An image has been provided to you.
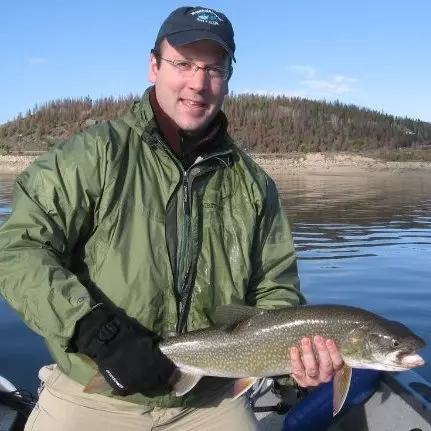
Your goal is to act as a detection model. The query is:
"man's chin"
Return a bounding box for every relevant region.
[177,118,211,134]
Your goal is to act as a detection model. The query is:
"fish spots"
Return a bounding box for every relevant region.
[160,304,425,380]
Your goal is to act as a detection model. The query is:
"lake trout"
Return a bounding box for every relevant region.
[82,304,426,415]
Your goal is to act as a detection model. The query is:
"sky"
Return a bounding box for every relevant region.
[1,0,430,125]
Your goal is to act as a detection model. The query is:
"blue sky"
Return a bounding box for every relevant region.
[1,0,430,125]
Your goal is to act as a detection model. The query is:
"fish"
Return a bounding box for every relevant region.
[81,304,426,416]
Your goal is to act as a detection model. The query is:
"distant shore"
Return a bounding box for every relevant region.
[0,155,39,174]
[1,153,431,176]
[253,153,431,176]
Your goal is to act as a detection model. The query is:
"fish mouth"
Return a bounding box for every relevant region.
[397,352,425,368]
[352,351,427,372]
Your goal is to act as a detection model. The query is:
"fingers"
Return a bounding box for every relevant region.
[289,336,345,388]
[290,346,306,380]
[300,337,319,378]
[314,336,333,383]
[326,338,344,371]
[290,338,320,388]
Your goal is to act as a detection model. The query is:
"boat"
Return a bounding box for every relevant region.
[1,370,430,430]
[0,375,35,431]
[253,369,431,430]
[327,370,431,431]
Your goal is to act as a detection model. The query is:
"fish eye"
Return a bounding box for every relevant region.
[392,339,400,348]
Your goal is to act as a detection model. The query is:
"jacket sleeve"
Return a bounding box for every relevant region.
[0,131,108,350]
[247,177,306,308]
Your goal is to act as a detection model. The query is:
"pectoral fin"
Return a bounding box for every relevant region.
[213,305,265,326]
[83,372,111,393]
[170,369,203,396]
[233,377,258,399]
[78,354,109,394]
[333,364,352,416]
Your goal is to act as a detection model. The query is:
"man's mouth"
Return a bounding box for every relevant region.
[180,99,207,109]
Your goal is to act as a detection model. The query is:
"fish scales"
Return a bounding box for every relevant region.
[81,303,425,416]
[159,305,380,377]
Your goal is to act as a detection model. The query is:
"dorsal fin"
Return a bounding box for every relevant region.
[213,304,264,326]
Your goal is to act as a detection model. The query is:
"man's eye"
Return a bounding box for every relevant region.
[208,66,226,78]
[175,61,193,70]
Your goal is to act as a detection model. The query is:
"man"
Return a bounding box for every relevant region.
[0,6,342,430]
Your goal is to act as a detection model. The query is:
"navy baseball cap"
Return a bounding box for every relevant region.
[154,6,236,62]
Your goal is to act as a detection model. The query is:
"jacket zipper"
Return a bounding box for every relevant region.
[153,134,232,333]
[176,169,190,297]
[176,150,232,333]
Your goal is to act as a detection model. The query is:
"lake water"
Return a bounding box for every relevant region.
[0,169,430,393]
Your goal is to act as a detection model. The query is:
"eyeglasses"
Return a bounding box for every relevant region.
[154,54,230,81]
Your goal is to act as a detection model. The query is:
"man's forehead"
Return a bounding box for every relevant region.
[159,38,228,61]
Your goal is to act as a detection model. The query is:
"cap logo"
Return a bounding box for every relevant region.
[190,9,223,26]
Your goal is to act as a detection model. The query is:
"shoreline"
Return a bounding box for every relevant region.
[0,155,39,174]
[253,153,431,176]
[1,153,431,176]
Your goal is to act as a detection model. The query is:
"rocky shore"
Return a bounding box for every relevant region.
[253,153,431,176]
[0,155,39,173]
[1,153,431,176]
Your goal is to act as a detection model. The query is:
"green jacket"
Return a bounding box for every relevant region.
[0,87,305,407]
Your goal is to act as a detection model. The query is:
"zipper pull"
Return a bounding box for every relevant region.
[183,171,190,216]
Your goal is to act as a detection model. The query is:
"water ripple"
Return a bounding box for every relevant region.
[274,171,431,381]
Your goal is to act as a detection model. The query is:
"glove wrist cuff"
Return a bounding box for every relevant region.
[67,305,118,355]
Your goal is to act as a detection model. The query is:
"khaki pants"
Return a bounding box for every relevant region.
[25,365,261,430]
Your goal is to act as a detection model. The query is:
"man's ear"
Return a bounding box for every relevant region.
[224,66,233,94]
[224,68,233,94]
[148,52,158,83]
[228,66,233,80]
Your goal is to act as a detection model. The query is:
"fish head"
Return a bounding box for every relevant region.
[342,318,426,372]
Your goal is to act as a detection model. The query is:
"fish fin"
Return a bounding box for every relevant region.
[170,369,203,397]
[333,364,352,416]
[83,372,112,394]
[213,304,264,326]
[233,377,258,399]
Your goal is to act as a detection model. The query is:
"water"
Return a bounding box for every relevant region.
[274,170,431,382]
[0,170,430,393]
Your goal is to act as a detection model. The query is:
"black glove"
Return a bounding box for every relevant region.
[68,305,176,397]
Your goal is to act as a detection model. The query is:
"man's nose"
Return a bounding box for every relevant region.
[188,66,209,92]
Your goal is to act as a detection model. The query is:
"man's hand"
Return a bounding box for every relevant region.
[69,305,176,396]
[290,336,344,388]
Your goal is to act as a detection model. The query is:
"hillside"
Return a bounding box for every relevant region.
[1,93,431,161]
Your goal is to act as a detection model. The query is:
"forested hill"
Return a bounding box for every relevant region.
[1,93,431,158]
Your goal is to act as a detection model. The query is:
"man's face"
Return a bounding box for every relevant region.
[149,39,230,134]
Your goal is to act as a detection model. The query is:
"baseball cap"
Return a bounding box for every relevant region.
[154,6,236,62]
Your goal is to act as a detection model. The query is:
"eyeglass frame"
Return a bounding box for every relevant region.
[151,49,232,81]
